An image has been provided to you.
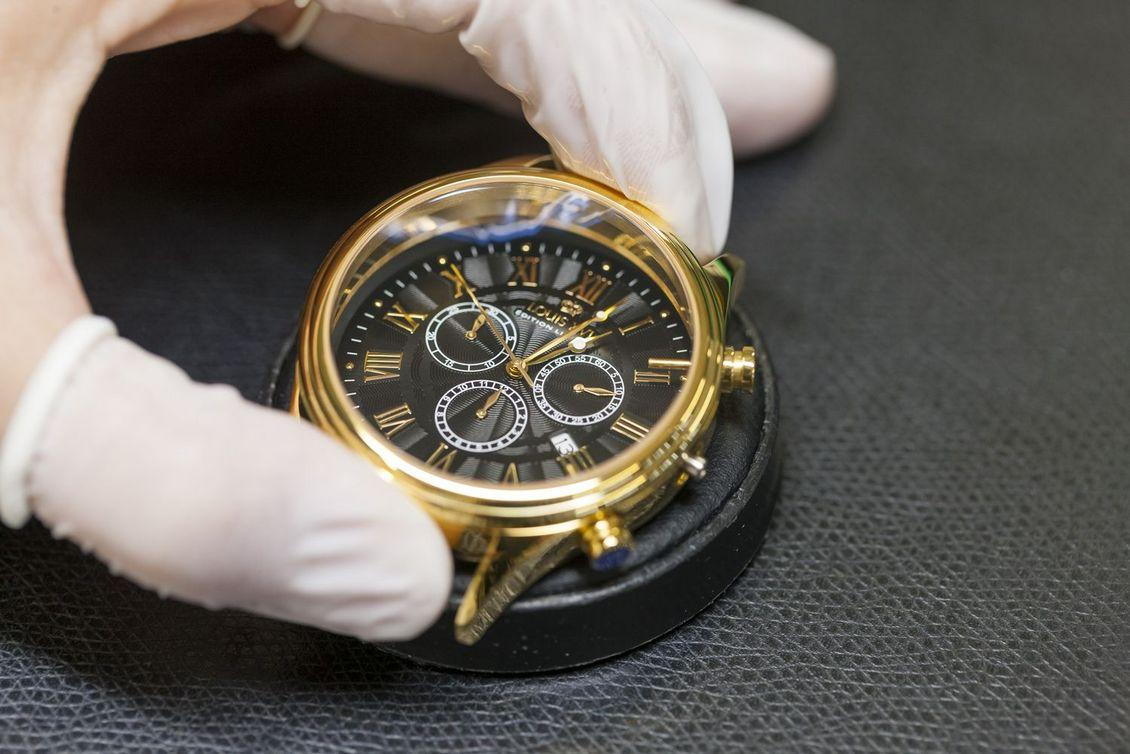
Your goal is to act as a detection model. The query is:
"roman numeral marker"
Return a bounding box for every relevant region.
[426,442,459,472]
[566,270,613,305]
[610,414,651,443]
[556,446,596,475]
[618,316,654,336]
[372,403,415,438]
[383,301,427,333]
[647,357,692,371]
[363,351,402,382]
[440,265,473,299]
[508,256,540,287]
[502,462,520,484]
[633,370,671,385]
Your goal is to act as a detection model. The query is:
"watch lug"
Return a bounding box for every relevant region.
[453,531,504,643]
[704,254,746,319]
[288,370,302,417]
[453,530,578,645]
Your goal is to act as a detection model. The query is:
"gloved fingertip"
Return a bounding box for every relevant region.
[266,454,455,643]
[25,337,453,643]
[731,31,836,157]
[659,0,837,157]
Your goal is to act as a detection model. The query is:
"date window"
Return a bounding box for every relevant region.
[550,432,579,455]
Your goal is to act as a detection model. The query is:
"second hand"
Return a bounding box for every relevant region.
[447,264,533,387]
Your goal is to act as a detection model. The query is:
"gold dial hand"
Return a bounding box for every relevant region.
[465,313,486,341]
[526,330,614,367]
[523,298,627,367]
[475,388,503,419]
[569,329,612,353]
[448,264,533,386]
[572,383,616,397]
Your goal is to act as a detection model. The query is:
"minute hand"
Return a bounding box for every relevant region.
[447,264,533,387]
[524,330,612,366]
[523,299,624,367]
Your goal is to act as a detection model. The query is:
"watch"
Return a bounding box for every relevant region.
[292,156,756,645]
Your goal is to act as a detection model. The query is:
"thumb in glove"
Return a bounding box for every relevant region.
[10,322,452,641]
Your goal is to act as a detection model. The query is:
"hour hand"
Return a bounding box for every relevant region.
[475,388,502,419]
[465,313,487,341]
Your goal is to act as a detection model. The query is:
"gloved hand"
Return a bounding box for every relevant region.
[0,0,833,642]
[257,0,835,258]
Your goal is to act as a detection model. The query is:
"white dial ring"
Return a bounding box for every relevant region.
[434,379,529,453]
[532,353,625,426]
[424,302,518,373]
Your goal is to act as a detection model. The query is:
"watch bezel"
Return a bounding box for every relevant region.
[294,165,726,537]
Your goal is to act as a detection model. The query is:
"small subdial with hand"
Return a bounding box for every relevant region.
[434,379,529,453]
[425,301,518,372]
[532,353,625,426]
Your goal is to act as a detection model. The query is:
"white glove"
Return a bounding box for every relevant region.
[0,0,833,643]
[283,0,835,259]
[4,324,451,641]
[284,0,834,159]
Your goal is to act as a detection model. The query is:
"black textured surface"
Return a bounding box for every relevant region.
[267,310,777,672]
[1,0,1126,749]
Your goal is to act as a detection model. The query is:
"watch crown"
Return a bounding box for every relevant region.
[720,345,757,394]
[581,514,634,571]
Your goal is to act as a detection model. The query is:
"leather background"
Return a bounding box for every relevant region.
[1,0,1127,750]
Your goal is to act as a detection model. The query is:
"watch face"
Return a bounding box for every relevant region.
[331,223,692,484]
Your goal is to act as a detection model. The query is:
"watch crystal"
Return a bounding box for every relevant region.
[331,202,692,484]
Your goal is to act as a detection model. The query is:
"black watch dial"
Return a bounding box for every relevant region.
[332,226,691,484]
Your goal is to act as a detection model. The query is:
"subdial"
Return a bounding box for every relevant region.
[425,301,518,373]
[434,379,529,453]
[532,353,625,426]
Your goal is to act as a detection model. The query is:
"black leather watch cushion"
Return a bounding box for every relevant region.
[1,0,1126,749]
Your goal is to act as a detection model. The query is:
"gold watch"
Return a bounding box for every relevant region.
[292,156,756,645]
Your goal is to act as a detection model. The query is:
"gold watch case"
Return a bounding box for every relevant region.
[291,157,755,643]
